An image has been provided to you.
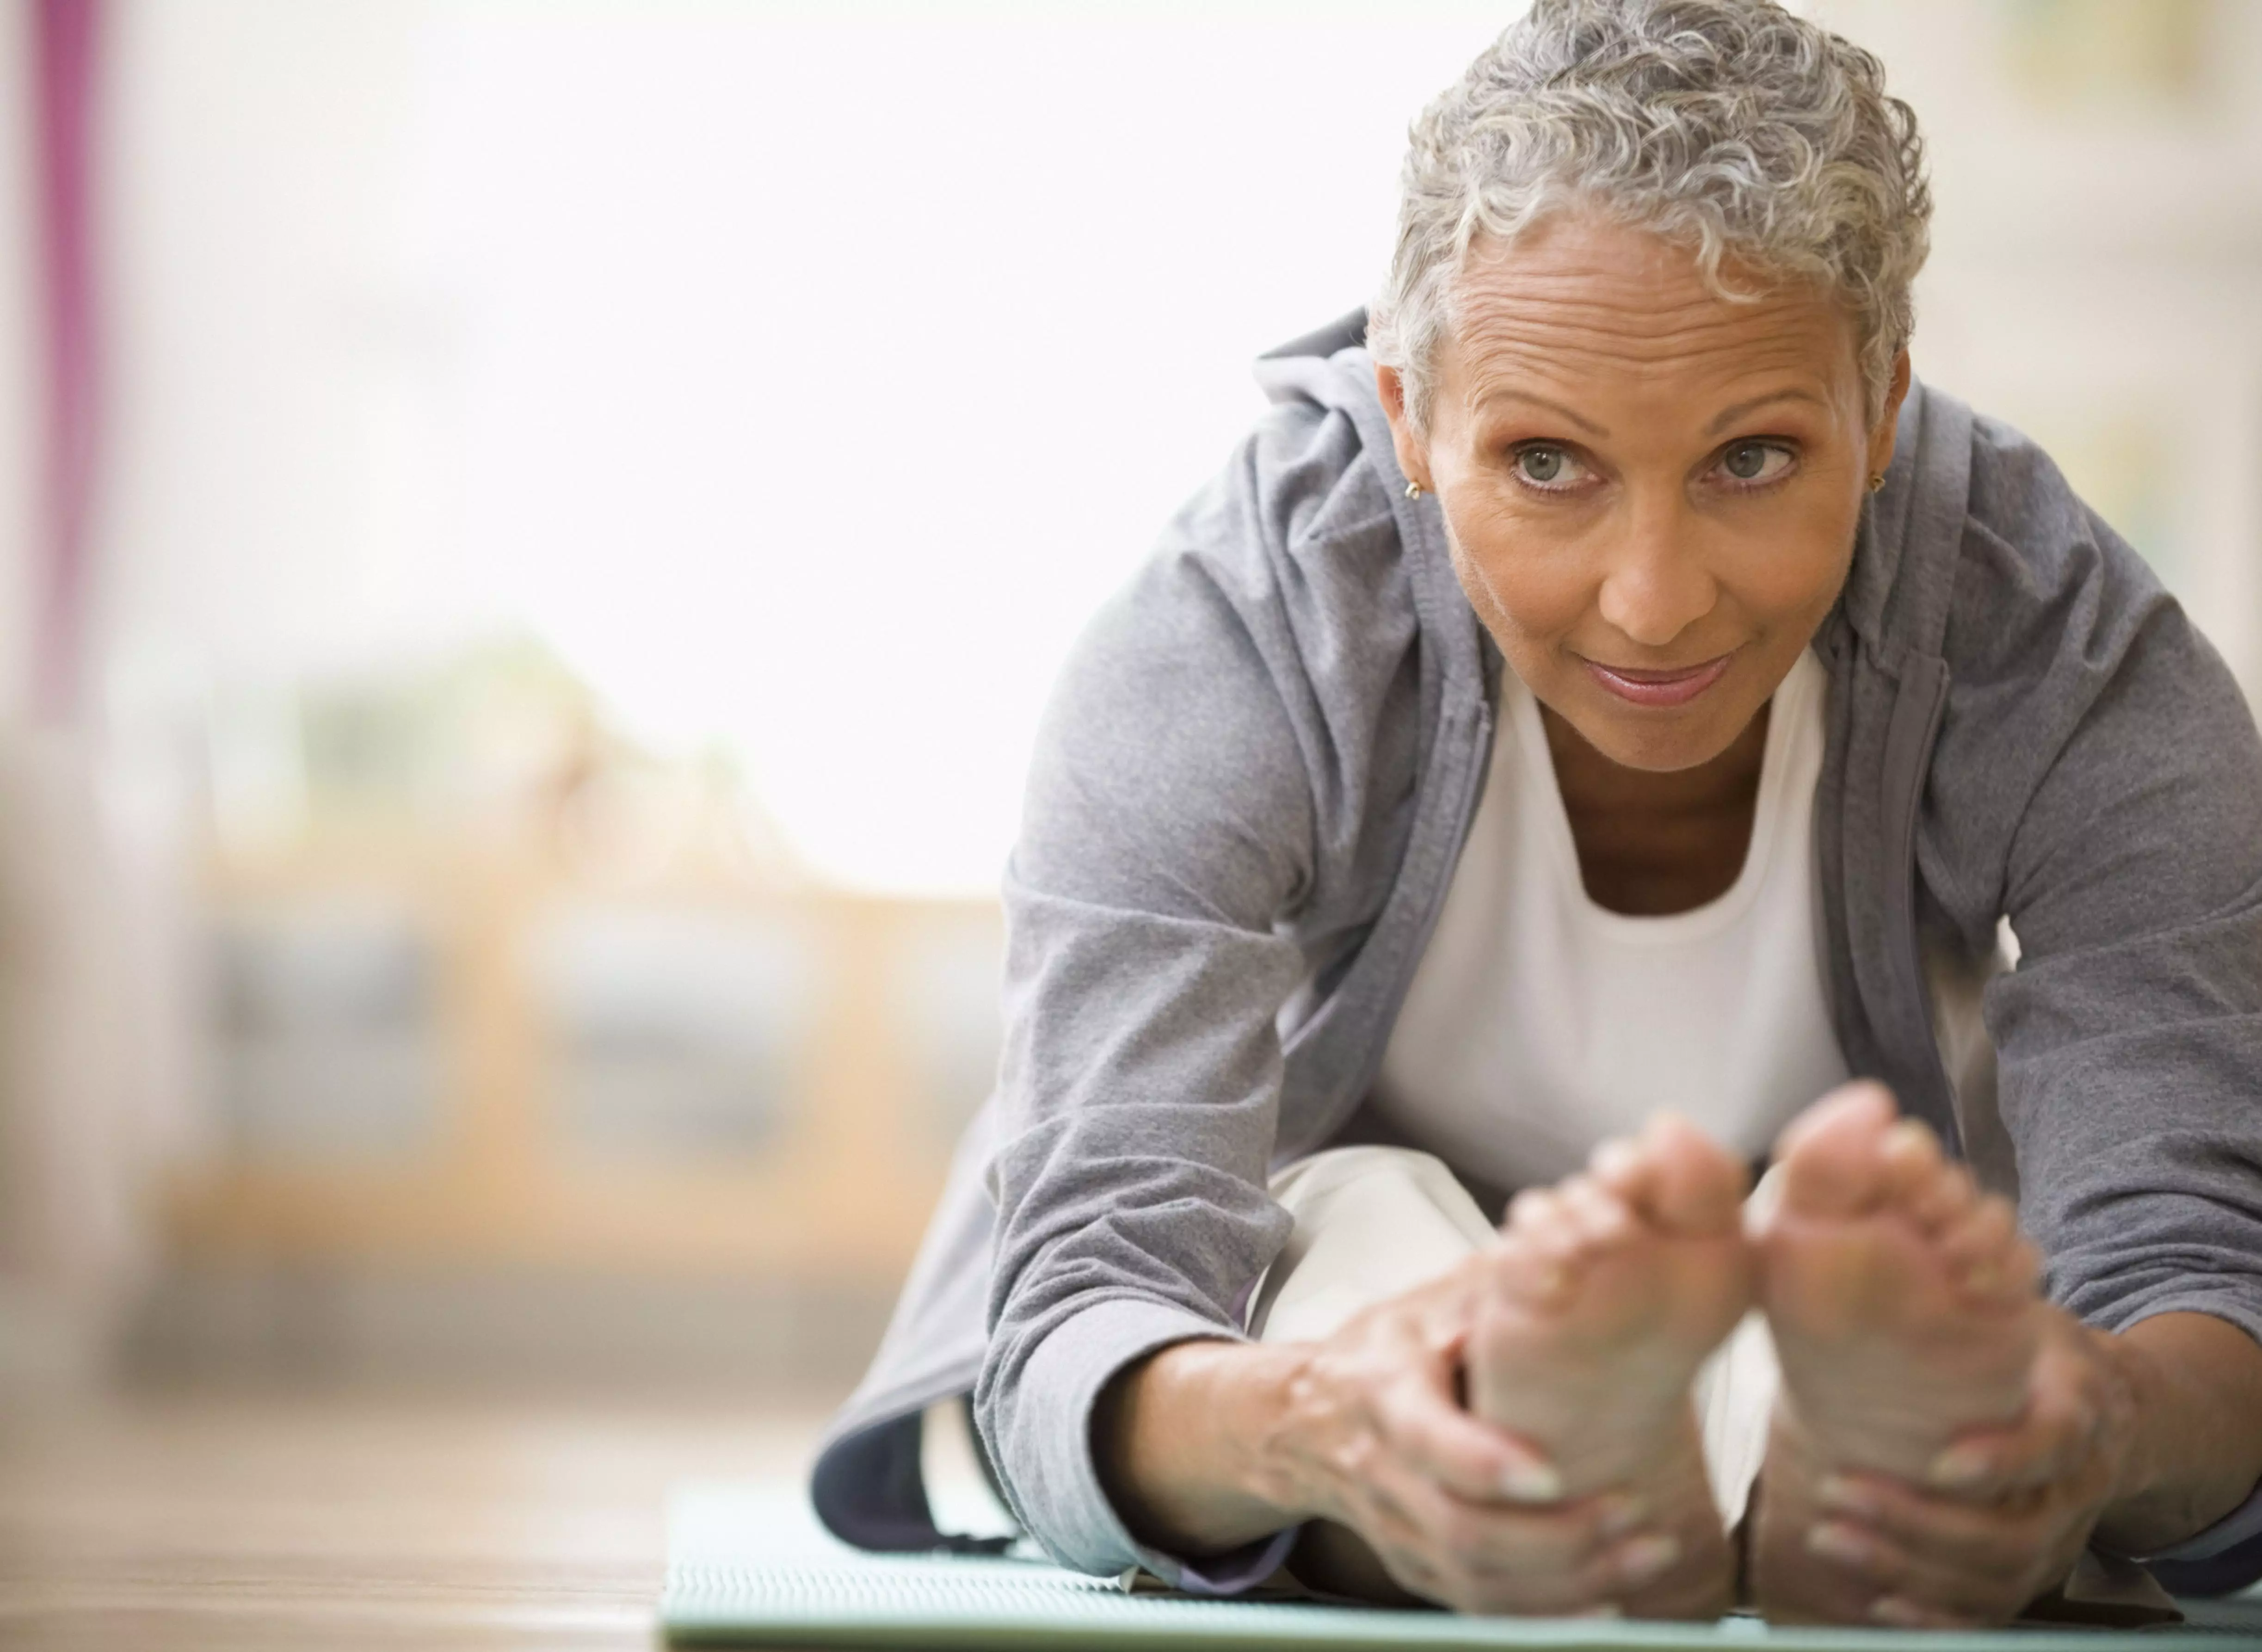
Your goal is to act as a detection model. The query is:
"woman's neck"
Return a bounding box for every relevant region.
[1538,701,1771,917]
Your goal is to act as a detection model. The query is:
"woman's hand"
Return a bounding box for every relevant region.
[1097,1248,1690,1614]
[1267,1257,1692,1614]
[1777,1306,2134,1627]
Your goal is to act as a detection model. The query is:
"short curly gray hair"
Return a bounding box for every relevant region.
[1369,0,1929,432]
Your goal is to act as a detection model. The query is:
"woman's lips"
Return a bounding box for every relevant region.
[1579,652,1734,708]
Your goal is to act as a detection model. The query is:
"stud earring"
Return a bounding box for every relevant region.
[1868,473,1886,494]
[1404,481,1425,500]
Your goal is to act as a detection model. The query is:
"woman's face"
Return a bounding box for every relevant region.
[1381,215,1908,774]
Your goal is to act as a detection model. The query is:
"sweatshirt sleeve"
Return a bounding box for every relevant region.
[1958,498,2262,1355]
[969,478,1327,1583]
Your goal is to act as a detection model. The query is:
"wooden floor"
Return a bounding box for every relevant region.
[0,1387,829,1651]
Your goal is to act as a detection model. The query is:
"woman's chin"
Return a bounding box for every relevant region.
[1567,699,1752,775]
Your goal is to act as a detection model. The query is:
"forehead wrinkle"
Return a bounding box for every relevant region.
[1449,293,1853,420]
[1456,286,1841,359]
[1449,248,1850,382]
[1456,329,1838,417]
[1461,316,1831,376]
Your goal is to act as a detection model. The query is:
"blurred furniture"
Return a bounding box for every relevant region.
[134,743,1004,1393]
[168,831,1000,1284]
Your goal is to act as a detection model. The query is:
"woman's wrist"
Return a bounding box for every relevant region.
[2092,1311,2262,1556]
[1094,1336,1317,1558]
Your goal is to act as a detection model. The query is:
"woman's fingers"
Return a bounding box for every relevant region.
[1811,1458,2108,1626]
[1348,1429,1650,1613]
[1415,1494,1654,1611]
[1374,1363,1564,1504]
[1923,1327,2119,1495]
[1818,1470,2061,1572]
[1805,1517,2029,1625]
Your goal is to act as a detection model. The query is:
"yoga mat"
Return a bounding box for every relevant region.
[662,1484,2262,1649]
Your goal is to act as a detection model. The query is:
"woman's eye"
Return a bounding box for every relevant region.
[1514,445,1584,488]
[1717,441,1793,485]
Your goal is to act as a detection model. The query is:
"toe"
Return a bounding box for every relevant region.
[1941,1196,2022,1283]
[1558,1175,1635,1248]
[1911,1162,1979,1228]
[1632,1114,1749,1236]
[1510,1189,1584,1263]
[1772,1082,1898,1218]
[1587,1136,1643,1196]
[1879,1118,1945,1209]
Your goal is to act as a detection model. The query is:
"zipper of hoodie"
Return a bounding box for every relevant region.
[1336,691,1498,1121]
[1880,651,1961,1153]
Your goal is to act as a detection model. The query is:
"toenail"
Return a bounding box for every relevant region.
[1806,1523,1872,1568]
[1882,1118,1934,1157]
[1616,1533,1681,1585]
[1590,1139,1639,1179]
[1925,1445,1991,1489]
[1499,1461,1564,1503]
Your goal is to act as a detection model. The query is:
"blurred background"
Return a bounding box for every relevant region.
[0,0,2257,1414]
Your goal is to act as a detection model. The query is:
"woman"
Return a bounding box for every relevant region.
[812,0,2262,1625]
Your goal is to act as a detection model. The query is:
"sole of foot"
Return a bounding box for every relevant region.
[1750,1081,2042,1486]
[1464,1113,1756,1615]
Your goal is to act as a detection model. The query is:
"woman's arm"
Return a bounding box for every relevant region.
[1094,1338,1312,1555]
[973,402,1387,1583]
[2096,1312,2262,1556]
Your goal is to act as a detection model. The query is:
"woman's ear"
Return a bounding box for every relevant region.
[1867,349,1913,481]
[1376,363,1434,495]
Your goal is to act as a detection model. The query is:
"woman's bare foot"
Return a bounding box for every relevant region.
[1464,1114,1755,1616]
[1752,1082,2041,1482]
[1748,1083,2046,1624]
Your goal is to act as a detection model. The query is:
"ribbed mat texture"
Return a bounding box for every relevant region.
[663,1484,2262,1649]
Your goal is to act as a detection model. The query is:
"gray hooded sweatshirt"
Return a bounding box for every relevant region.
[810,313,2262,1591]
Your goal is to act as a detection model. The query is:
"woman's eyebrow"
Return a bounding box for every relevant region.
[1704,388,1828,435]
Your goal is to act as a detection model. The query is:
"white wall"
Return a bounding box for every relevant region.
[94,0,1532,895]
[89,0,2262,896]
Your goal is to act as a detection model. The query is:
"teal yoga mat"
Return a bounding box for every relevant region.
[661,1485,2262,1649]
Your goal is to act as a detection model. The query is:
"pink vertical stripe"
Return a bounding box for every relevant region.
[32,0,99,721]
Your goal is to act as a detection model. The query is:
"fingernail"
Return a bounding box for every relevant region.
[1617,1533,1682,1586]
[1499,1461,1564,1502]
[1926,1444,1990,1488]
[1596,1493,1648,1538]
[1816,1473,1878,1518]
[1869,1597,1928,1627]
[1806,1522,1871,1567]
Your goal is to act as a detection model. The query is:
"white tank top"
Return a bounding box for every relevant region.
[1373,648,1849,1193]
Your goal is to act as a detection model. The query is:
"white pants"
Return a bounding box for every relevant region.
[1246,1145,1779,1529]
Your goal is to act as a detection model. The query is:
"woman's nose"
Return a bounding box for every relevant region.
[1593,498,1717,649]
